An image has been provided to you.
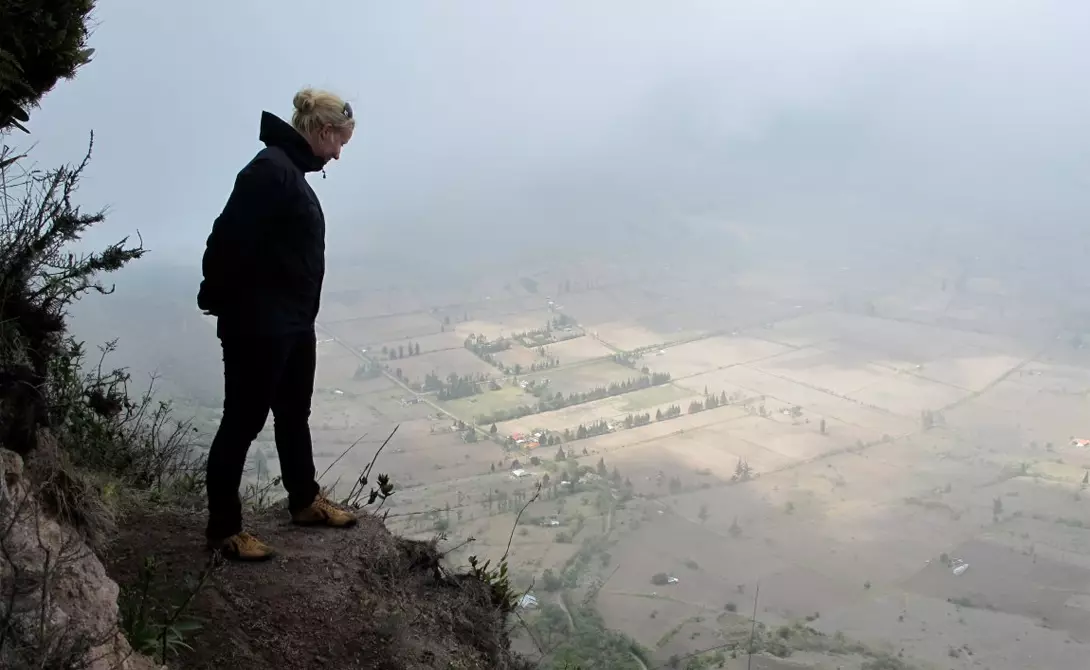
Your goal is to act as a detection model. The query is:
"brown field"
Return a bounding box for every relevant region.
[644,335,795,378]
[453,308,556,340]
[322,311,441,346]
[540,335,615,365]
[522,359,644,395]
[291,275,1090,670]
[369,330,466,358]
[587,322,683,351]
[385,347,498,385]
[493,344,543,370]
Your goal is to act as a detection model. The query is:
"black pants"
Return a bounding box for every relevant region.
[205,329,320,541]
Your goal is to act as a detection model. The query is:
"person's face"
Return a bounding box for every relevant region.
[314,125,353,162]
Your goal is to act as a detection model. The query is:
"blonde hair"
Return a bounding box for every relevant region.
[291,87,355,136]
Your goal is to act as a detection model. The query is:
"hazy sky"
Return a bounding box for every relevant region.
[22,0,1090,269]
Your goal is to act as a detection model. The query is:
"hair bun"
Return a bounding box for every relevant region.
[293,88,316,114]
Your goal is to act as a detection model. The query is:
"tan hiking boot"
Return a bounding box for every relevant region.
[292,494,357,528]
[210,531,276,562]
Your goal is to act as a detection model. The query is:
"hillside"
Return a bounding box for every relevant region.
[106,505,527,670]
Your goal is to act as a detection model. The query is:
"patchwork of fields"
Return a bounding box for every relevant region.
[241,276,1090,670]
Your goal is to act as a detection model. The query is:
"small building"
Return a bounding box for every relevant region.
[511,469,530,479]
[518,594,539,610]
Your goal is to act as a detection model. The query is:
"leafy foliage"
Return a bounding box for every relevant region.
[0,0,97,129]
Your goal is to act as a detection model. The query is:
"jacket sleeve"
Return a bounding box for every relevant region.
[197,156,287,315]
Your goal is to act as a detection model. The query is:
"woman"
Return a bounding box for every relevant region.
[197,88,356,561]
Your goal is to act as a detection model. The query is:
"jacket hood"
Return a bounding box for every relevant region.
[258,111,326,173]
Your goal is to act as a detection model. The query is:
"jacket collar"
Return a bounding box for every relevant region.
[258,111,326,173]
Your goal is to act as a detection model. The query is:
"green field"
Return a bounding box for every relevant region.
[440,385,538,421]
[615,383,694,411]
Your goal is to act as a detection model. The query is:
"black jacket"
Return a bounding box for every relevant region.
[198,112,327,337]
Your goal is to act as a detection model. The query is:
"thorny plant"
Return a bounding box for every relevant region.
[338,424,398,510]
[118,554,216,663]
[238,425,399,514]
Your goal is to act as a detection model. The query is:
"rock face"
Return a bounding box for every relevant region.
[0,447,160,670]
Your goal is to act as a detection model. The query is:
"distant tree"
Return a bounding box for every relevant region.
[395,367,403,380]
[381,345,388,356]
[1083,471,1089,485]
[490,463,495,473]
[596,457,607,476]
[414,342,421,355]
[541,569,562,591]
[698,504,709,523]
[555,446,565,461]
[992,496,1003,520]
[465,429,478,443]
[490,422,497,434]
[820,418,827,435]
[398,344,404,358]
[444,315,451,325]
[541,473,550,487]
[651,573,669,586]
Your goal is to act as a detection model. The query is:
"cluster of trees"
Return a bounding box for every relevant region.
[475,372,672,425]
[688,390,730,414]
[570,420,611,441]
[656,405,683,420]
[423,371,486,400]
[509,359,560,375]
[353,361,382,380]
[732,458,754,482]
[382,342,421,359]
[920,409,945,430]
[611,352,642,369]
[463,334,561,375]
[464,334,511,356]
[622,412,652,428]
[512,315,581,347]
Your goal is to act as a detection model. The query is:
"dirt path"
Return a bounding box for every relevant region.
[555,592,575,630]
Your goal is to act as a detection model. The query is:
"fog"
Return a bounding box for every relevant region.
[26,1,1089,279]
[21,4,1090,668]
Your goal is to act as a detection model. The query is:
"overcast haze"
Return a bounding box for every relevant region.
[22,0,1090,279]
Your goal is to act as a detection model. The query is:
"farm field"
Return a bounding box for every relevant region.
[522,359,646,395]
[541,336,615,366]
[294,268,1090,670]
[384,347,497,386]
[322,311,441,345]
[439,385,539,423]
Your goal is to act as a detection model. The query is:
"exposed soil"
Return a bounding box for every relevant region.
[105,506,529,670]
